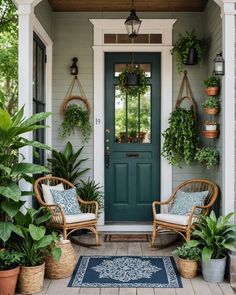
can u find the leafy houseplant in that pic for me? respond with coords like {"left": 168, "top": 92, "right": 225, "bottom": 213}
{"left": 203, "top": 96, "right": 220, "bottom": 115}
{"left": 188, "top": 211, "right": 235, "bottom": 282}
{"left": 171, "top": 30, "right": 205, "bottom": 73}
{"left": 47, "top": 141, "right": 89, "bottom": 185}
{"left": 60, "top": 104, "right": 92, "bottom": 142}
{"left": 118, "top": 65, "right": 148, "bottom": 98}
{"left": 195, "top": 147, "right": 219, "bottom": 169}
{"left": 204, "top": 74, "right": 220, "bottom": 96}
{"left": 172, "top": 243, "right": 201, "bottom": 278}
{"left": 162, "top": 107, "right": 198, "bottom": 166}
{"left": 77, "top": 178, "right": 104, "bottom": 215}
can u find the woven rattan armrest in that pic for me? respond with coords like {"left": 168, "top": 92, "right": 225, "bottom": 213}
{"left": 45, "top": 204, "right": 67, "bottom": 225}
{"left": 77, "top": 196, "right": 99, "bottom": 217}
{"left": 152, "top": 194, "right": 176, "bottom": 215}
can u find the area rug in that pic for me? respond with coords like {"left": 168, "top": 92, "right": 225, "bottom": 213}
{"left": 68, "top": 256, "right": 182, "bottom": 288}
{"left": 104, "top": 234, "right": 151, "bottom": 243}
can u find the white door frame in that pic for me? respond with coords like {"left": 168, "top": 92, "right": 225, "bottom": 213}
{"left": 90, "top": 19, "right": 176, "bottom": 230}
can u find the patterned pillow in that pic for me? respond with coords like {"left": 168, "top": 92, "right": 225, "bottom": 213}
{"left": 170, "top": 190, "right": 209, "bottom": 215}
{"left": 50, "top": 188, "right": 82, "bottom": 215}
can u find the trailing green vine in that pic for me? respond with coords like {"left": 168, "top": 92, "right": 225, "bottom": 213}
{"left": 118, "top": 66, "right": 148, "bottom": 98}
{"left": 59, "top": 104, "right": 92, "bottom": 143}
{"left": 162, "top": 107, "right": 199, "bottom": 166}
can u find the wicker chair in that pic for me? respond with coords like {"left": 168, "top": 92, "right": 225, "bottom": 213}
{"left": 34, "top": 176, "right": 100, "bottom": 246}
{"left": 151, "top": 179, "right": 219, "bottom": 246}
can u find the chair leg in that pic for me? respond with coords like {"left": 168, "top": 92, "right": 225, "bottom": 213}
{"left": 94, "top": 227, "right": 100, "bottom": 246}
{"left": 63, "top": 228, "right": 67, "bottom": 240}
{"left": 186, "top": 229, "right": 191, "bottom": 241}
{"left": 151, "top": 222, "right": 157, "bottom": 246}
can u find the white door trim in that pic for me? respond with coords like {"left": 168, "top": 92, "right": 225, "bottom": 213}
{"left": 90, "top": 19, "right": 176, "bottom": 226}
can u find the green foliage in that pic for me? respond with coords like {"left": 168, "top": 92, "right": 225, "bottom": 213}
{"left": 202, "top": 97, "right": 220, "bottom": 109}
{"left": 0, "top": 249, "right": 23, "bottom": 270}
{"left": 60, "top": 104, "right": 92, "bottom": 143}
{"left": 9, "top": 207, "right": 61, "bottom": 267}
{"left": 0, "top": 0, "right": 18, "bottom": 113}
{"left": 162, "top": 107, "right": 199, "bottom": 166}
{"left": 195, "top": 147, "right": 219, "bottom": 169}
{"left": 204, "top": 74, "right": 220, "bottom": 88}
{"left": 187, "top": 211, "right": 235, "bottom": 263}
{"left": 118, "top": 66, "right": 148, "bottom": 98}
{"left": 77, "top": 178, "right": 103, "bottom": 214}
{"left": 171, "top": 30, "right": 205, "bottom": 73}
{"left": 47, "top": 141, "right": 89, "bottom": 185}
{"left": 172, "top": 243, "right": 201, "bottom": 261}
{"left": 0, "top": 107, "right": 51, "bottom": 245}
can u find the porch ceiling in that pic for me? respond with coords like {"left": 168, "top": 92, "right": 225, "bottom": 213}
{"left": 48, "top": 0, "right": 208, "bottom": 12}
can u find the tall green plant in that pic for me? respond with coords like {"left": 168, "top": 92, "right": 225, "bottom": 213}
{"left": 187, "top": 211, "right": 235, "bottom": 263}
{"left": 0, "top": 107, "right": 51, "bottom": 244}
{"left": 162, "top": 107, "right": 199, "bottom": 166}
{"left": 47, "top": 141, "right": 89, "bottom": 184}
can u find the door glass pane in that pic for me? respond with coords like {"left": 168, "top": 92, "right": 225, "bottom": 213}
{"left": 127, "top": 94, "right": 139, "bottom": 143}
{"left": 115, "top": 86, "right": 126, "bottom": 143}
{"left": 140, "top": 86, "right": 151, "bottom": 143}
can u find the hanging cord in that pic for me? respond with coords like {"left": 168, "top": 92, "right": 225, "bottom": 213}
{"left": 64, "top": 76, "right": 86, "bottom": 98}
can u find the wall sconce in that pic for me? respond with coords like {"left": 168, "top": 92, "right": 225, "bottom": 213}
{"left": 70, "top": 57, "right": 78, "bottom": 75}
{"left": 214, "top": 53, "right": 224, "bottom": 76}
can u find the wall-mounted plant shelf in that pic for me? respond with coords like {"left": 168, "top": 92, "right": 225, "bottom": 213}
{"left": 202, "top": 130, "right": 220, "bottom": 138}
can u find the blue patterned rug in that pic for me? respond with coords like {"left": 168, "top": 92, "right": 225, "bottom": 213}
{"left": 68, "top": 256, "right": 182, "bottom": 288}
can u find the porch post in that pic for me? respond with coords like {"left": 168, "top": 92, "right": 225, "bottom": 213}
{"left": 14, "top": 0, "right": 42, "bottom": 208}
{"left": 220, "top": 1, "right": 236, "bottom": 217}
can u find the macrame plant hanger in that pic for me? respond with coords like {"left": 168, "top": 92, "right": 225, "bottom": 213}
{"left": 60, "top": 75, "right": 91, "bottom": 117}
{"left": 175, "top": 70, "right": 198, "bottom": 128}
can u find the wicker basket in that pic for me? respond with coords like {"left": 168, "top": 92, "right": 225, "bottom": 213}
{"left": 45, "top": 240, "right": 76, "bottom": 279}
{"left": 18, "top": 262, "right": 45, "bottom": 294}
{"left": 177, "top": 257, "right": 198, "bottom": 279}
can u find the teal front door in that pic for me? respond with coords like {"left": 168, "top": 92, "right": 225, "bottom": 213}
{"left": 105, "top": 52, "right": 161, "bottom": 222}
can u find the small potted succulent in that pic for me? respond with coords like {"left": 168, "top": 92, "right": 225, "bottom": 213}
{"left": 204, "top": 74, "right": 220, "bottom": 96}
{"left": 172, "top": 243, "right": 201, "bottom": 278}
{"left": 195, "top": 147, "right": 219, "bottom": 169}
{"left": 202, "top": 96, "right": 220, "bottom": 115}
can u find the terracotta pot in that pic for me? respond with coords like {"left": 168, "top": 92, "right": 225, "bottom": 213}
{"left": 202, "top": 130, "right": 220, "bottom": 138}
{"left": 204, "top": 87, "right": 220, "bottom": 96}
{"left": 18, "top": 262, "right": 45, "bottom": 294}
{"left": 204, "top": 108, "right": 220, "bottom": 115}
{"left": 0, "top": 266, "right": 20, "bottom": 295}
{"left": 177, "top": 257, "right": 198, "bottom": 278}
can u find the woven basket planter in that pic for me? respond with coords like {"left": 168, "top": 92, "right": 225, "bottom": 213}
{"left": 45, "top": 240, "right": 76, "bottom": 279}
{"left": 177, "top": 257, "right": 198, "bottom": 279}
{"left": 18, "top": 262, "right": 45, "bottom": 294}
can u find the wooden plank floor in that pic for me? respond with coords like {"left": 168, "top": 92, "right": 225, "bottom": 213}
{"left": 17, "top": 233, "right": 234, "bottom": 295}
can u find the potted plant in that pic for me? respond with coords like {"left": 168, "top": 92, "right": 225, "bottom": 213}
{"left": 195, "top": 147, "right": 219, "bottom": 169}
{"left": 118, "top": 65, "right": 148, "bottom": 98}
{"left": 0, "top": 249, "right": 22, "bottom": 295}
{"left": 204, "top": 120, "right": 217, "bottom": 131}
{"left": 171, "top": 30, "right": 205, "bottom": 73}
{"left": 202, "top": 96, "right": 220, "bottom": 115}
{"left": 172, "top": 243, "right": 201, "bottom": 278}
{"left": 162, "top": 107, "right": 199, "bottom": 166}
{"left": 10, "top": 208, "right": 61, "bottom": 294}
{"left": 47, "top": 141, "right": 89, "bottom": 185}
{"left": 188, "top": 211, "right": 235, "bottom": 283}
{"left": 202, "top": 121, "right": 219, "bottom": 138}
{"left": 204, "top": 74, "right": 220, "bottom": 96}
{"left": 59, "top": 104, "right": 92, "bottom": 142}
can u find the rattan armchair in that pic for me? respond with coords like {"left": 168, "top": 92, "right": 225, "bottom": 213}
{"left": 34, "top": 176, "right": 100, "bottom": 246}
{"left": 151, "top": 179, "right": 219, "bottom": 246}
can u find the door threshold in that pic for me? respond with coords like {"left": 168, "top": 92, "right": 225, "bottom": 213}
{"left": 98, "top": 222, "right": 152, "bottom": 232}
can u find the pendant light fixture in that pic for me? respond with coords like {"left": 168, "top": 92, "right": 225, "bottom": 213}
{"left": 124, "top": 0, "right": 142, "bottom": 38}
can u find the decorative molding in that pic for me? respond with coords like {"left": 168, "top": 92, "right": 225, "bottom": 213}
{"left": 90, "top": 18, "right": 176, "bottom": 227}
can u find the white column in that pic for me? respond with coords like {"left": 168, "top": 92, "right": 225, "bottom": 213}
{"left": 221, "top": 1, "right": 236, "bottom": 216}
{"left": 14, "top": 0, "right": 42, "bottom": 208}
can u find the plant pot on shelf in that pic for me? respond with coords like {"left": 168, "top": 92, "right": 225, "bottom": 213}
{"left": 177, "top": 257, "right": 198, "bottom": 279}
{"left": 204, "top": 108, "right": 220, "bottom": 115}
{"left": 18, "top": 262, "right": 45, "bottom": 294}
{"left": 45, "top": 240, "right": 76, "bottom": 279}
{"left": 205, "top": 87, "right": 220, "bottom": 96}
{"left": 0, "top": 266, "right": 20, "bottom": 295}
{"left": 205, "top": 124, "right": 217, "bottom": 131}
{"left": 201, "top": 256, "right": 227, "bottom": 283}
{"left": 202, "top": 130, "right": 220, "bottom": 138}
{"left": 183, "top": 48, "right": 198, "bottom": 65}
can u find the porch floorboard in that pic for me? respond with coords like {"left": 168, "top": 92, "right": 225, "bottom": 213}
{"left": 16, "top": 233, "right": 234, "bottom": 295}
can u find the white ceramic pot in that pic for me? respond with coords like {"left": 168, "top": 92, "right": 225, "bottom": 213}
{"left": 205, "top": 124, "right": 217, "bottom": 131}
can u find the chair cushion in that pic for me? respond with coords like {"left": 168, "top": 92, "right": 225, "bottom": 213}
{"left": 155, "top": 213, "right": 195, "bottom": 226}
{"left": 51, "top": 188, "right": 82, "bottom": 215}
{"left": 42, "top": 183, "right": 64, "bottom": 204}
{"left": 65, "top": 213, "right": 96, "bottom": 224}
{"left": 170, "top": 190, "right": 209, "bottom": 215}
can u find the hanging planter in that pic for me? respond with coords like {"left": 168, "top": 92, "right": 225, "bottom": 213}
{"left": 118, "top": 65, "right": 148, "bottom": 98}
{"left": 183, "top": 48, "right": 198, "bottom": 65}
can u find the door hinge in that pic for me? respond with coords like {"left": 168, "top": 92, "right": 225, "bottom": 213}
{"left": 45, "top": 54, "right": 47, "bottom": 63}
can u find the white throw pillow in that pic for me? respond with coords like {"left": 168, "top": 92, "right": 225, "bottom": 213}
{"left": 42, "top": 183, "right": 64, "bottom": 204}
